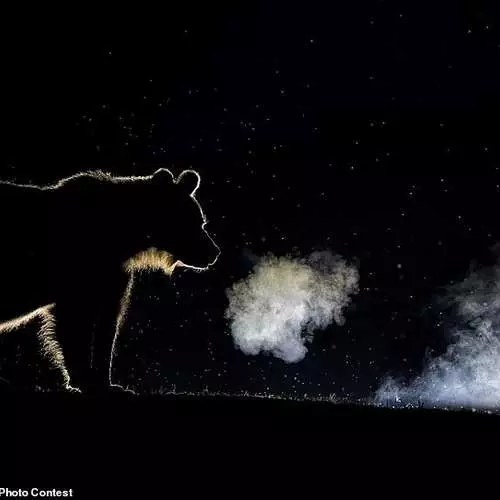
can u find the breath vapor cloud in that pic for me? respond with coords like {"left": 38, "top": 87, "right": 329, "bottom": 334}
{"left": 376, "top": 260, "right": 500, "bottom": 410}
{"left": 225, "top": 251, "right": 359, "bottom": 363}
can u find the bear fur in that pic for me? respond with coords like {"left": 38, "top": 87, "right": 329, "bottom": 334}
{"left": 0, "top": 168, "right": 220, "bottom": 392}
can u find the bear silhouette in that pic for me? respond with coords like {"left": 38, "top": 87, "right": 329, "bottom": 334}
{"left": 0, "top": 168, "right": 220, "bottom": 393}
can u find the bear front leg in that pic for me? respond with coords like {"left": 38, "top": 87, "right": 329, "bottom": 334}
{"left": 87, "top": 272, "right": 135, "bottom": 394}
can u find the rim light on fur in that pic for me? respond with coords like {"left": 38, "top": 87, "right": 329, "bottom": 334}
{"left": 0, "top": 168, "right": 221, "bottom": 391}
{"left": 123, "top": 247, "right": 179, "bottom": 275}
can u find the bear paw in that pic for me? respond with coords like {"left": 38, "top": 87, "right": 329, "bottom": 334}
{"left": 63, "top": 383, "right": 82, "bottom": 394}
{"left": 86, "top": 383, "right": 137, "bottom": 396}
{"left": 108, "top": 383, "right": 137, "bottom": 395}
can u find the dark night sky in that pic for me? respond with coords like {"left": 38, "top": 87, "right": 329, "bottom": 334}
{"left": 1, "top": 2, "right": 500, "bottom": 399}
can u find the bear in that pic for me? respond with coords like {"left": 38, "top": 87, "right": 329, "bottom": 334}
{"left": 0, "top": 168, "right": 220, "bottom": 393}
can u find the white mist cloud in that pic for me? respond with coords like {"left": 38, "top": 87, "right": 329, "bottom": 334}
{"left": 225, "top": 251, "right": 359, "bottom": 363}
{"left": 376, "top": 262, "right": 500, "bottom": 410}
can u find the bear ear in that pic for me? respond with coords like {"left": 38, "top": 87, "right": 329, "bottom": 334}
{"left": 153, "top": 168, "right": 175, "bottom": 184}
{"left": 176, "top": 170, "right": 201, "bottom": 196}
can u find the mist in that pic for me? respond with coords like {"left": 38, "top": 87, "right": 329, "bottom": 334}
{"left": 225, "top": 251, "right": 359, "bottom": 363}
{"left": 376, "top": 261, "right": 500, "bottom": 410}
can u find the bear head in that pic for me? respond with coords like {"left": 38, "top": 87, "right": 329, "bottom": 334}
{"left": 131, "top": 168, "right": 221, "bottom": 272}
